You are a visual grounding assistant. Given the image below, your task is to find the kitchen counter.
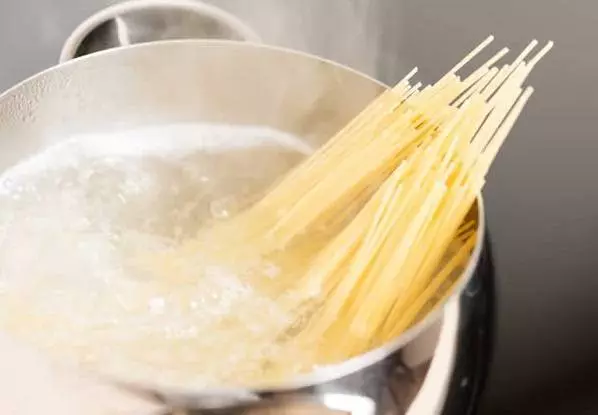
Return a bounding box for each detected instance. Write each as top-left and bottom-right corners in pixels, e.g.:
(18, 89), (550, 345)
(1, 0), (597, 413)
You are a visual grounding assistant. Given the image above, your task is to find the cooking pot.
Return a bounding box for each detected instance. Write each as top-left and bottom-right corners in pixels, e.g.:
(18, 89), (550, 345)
(0, 1), (494, 404)
(0, 38), (487, 414)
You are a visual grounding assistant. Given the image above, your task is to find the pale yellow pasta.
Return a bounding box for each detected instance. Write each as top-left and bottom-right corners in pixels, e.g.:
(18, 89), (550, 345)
(141, 37), (553, 382)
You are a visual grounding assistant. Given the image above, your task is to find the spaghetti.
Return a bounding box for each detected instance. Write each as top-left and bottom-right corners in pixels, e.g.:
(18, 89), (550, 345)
(143, 36), (552, 382)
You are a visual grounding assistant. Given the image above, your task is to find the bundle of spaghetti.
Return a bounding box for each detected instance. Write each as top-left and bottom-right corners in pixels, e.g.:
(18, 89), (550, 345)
(280, 39), (553, 364)
(141, 37), (552, 380)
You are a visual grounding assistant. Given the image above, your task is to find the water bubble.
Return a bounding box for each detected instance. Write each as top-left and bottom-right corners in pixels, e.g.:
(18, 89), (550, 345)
(263, 263), (280, 279)
(209, 196), (237, 220)
(148, 297), (166, 315)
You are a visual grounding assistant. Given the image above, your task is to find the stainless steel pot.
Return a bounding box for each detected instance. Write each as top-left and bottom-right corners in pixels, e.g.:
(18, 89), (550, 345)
(0, 38), (485, 415)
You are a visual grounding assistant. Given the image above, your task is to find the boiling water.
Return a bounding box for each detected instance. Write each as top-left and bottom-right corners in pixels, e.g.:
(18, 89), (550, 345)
(0, 123), (315, 388)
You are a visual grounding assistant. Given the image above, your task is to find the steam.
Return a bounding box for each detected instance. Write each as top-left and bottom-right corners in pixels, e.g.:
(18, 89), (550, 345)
(214, 0), (408, 84)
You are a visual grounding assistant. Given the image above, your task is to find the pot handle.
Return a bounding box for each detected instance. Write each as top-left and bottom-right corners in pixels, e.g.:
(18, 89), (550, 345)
(59, 0), (262, 63)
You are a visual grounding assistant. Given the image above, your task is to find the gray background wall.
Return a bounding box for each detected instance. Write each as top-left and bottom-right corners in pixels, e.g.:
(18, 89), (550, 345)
(0, 0), (596, 413)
